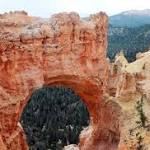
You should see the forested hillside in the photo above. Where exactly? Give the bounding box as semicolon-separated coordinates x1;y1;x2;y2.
109;9;150;27
21;86;89;150
108;24;150;61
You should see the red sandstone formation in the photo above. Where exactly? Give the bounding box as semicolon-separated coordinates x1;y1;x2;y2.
0;11;120;150
1;11;150;150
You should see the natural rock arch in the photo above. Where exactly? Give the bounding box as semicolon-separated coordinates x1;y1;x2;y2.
0;11;121;149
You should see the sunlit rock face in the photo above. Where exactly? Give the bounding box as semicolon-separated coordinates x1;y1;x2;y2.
0;11;123;150
108;51;150;150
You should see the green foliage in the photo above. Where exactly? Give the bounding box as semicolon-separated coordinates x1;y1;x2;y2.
108;25;150;62
133;97;149;150
128;97;149;149
136;97;147;128
20;86;89;150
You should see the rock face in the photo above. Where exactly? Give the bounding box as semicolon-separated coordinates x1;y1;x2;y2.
1;11;150;150
108;51;150;150
0;11;121;150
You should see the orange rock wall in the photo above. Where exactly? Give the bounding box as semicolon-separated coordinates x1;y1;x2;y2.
0;11;122;150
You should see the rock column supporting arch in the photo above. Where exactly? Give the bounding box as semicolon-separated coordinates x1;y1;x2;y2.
0;11;121;149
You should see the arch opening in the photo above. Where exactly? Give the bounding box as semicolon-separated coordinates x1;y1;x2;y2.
20;86;90;150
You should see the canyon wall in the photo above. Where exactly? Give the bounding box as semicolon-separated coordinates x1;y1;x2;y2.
0;11;120;150
0;11;150;150
108;51;150;150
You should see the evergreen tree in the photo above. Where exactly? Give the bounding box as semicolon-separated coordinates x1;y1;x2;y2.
20;86;89;150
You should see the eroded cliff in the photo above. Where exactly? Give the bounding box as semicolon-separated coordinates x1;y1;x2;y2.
108;51;150;150
0;11;150;150
0;11;118;150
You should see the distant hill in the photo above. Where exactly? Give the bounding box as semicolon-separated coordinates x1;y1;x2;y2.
108;24;150;61
82;10;150;61
110;9;150;27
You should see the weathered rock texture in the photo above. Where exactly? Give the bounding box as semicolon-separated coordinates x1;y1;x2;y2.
1;11;150;150
0;11;121;150
108;51;150;150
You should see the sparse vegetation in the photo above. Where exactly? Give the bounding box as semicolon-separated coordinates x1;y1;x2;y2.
134;97;147;150
136;97;147;128
128;97;149;150
136;133;144;150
